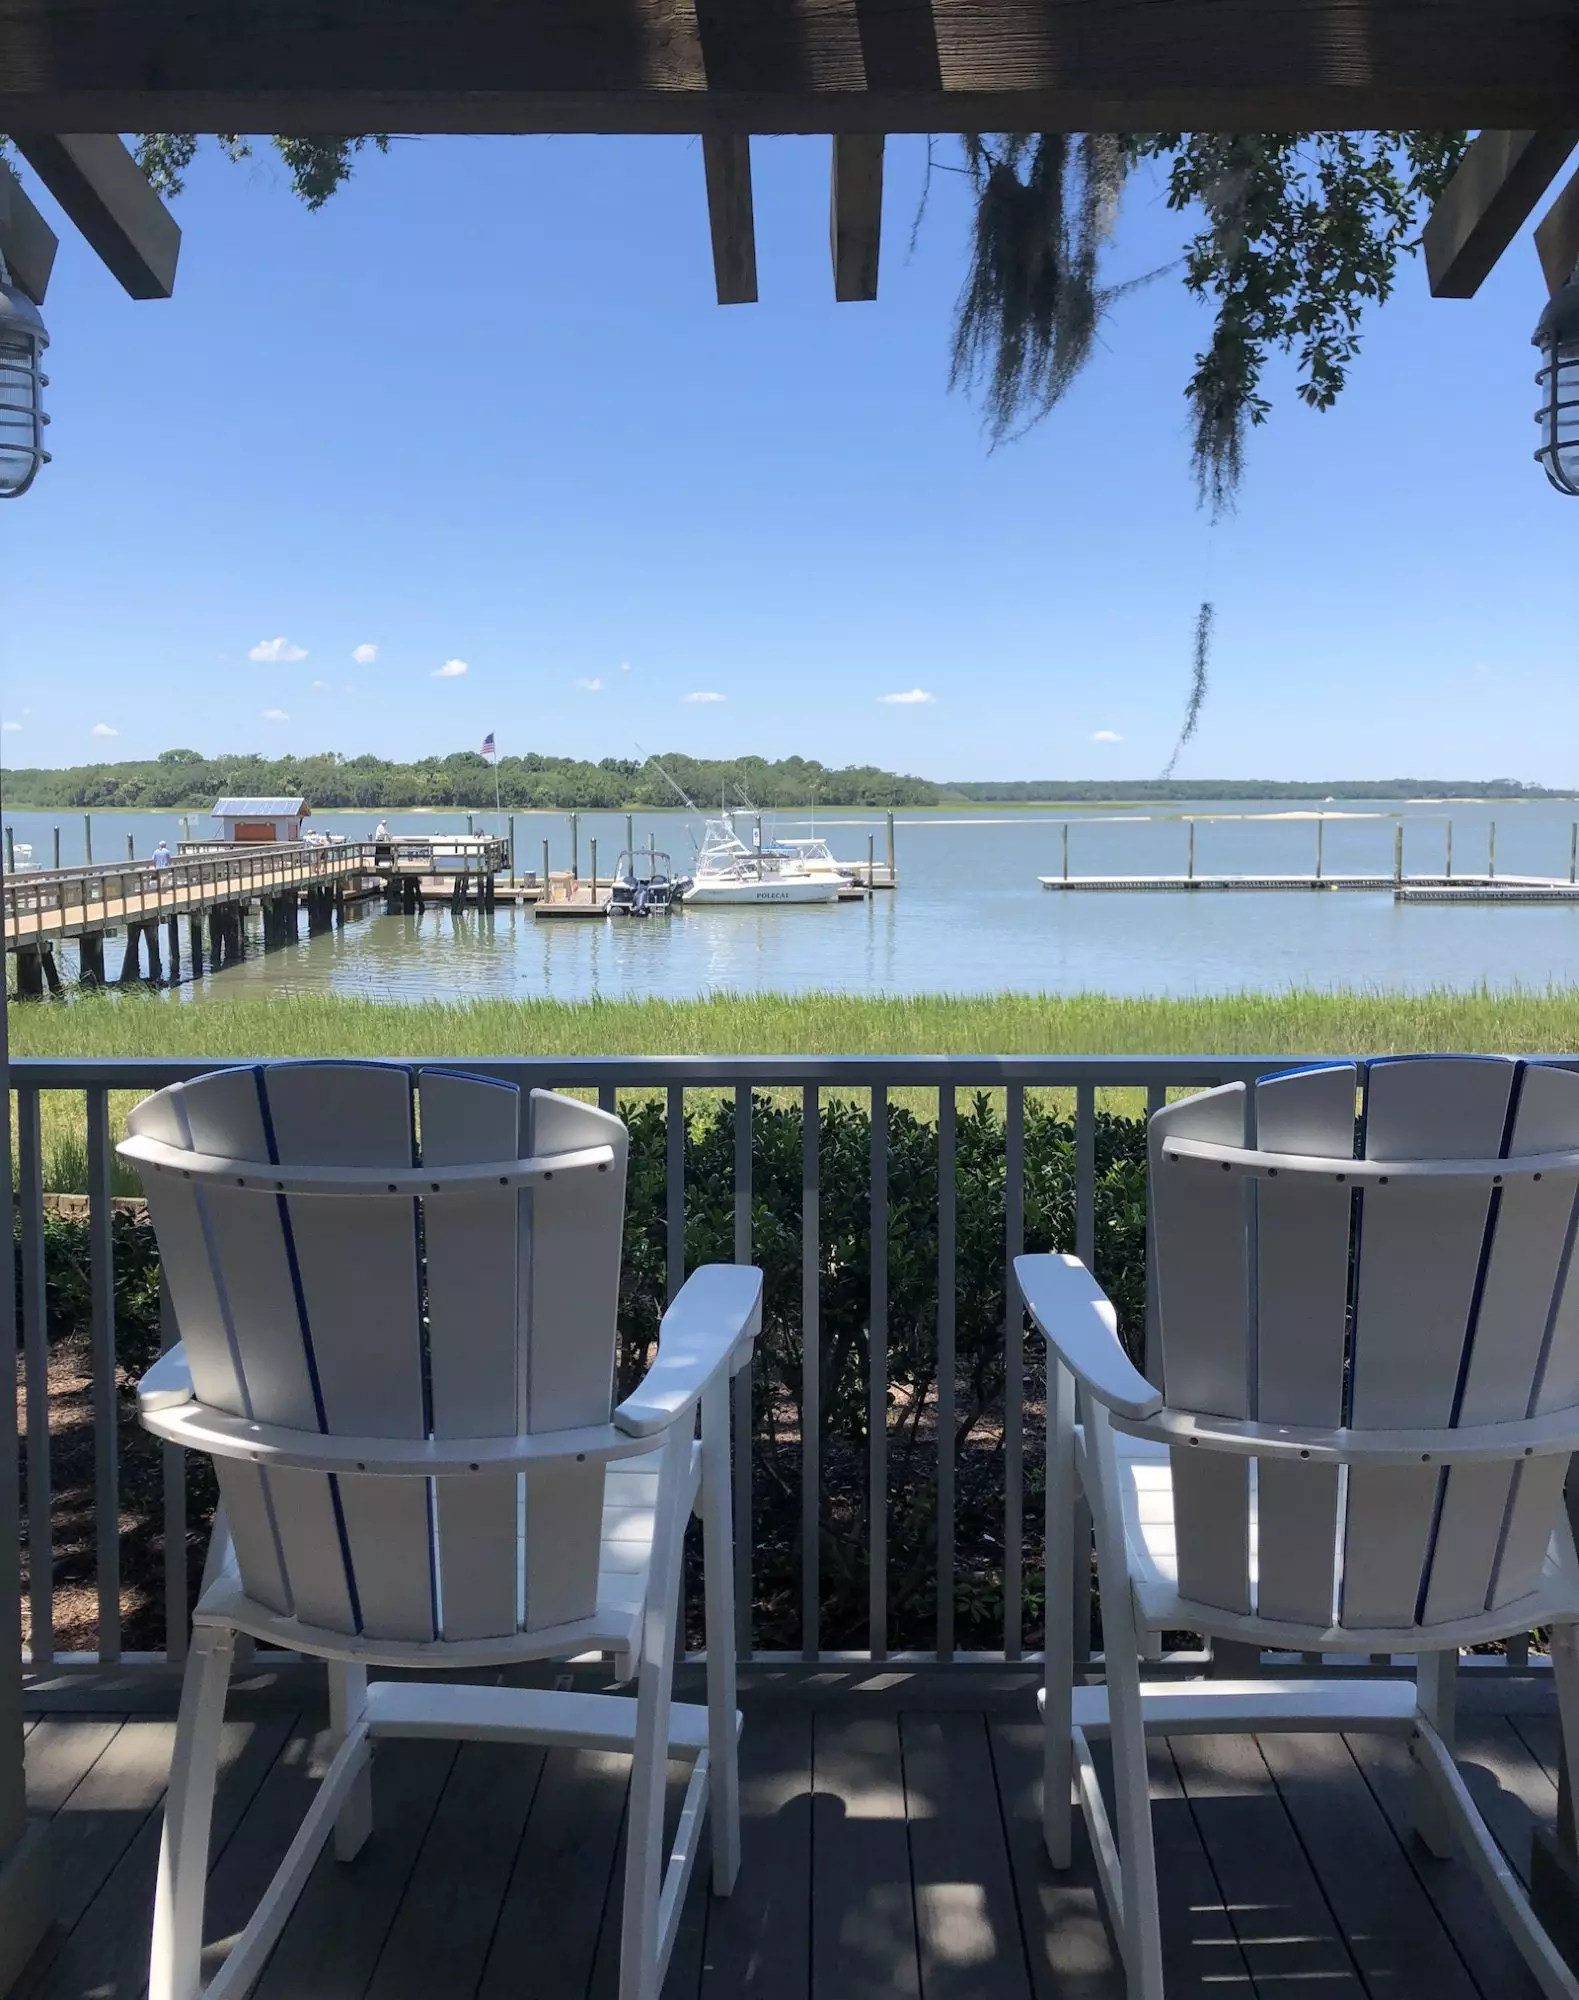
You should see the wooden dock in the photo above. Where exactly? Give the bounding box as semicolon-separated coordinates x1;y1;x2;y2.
1040;872;1579;902
3;836;511;993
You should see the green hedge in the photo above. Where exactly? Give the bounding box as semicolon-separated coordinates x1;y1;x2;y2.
20;1096;1151;1653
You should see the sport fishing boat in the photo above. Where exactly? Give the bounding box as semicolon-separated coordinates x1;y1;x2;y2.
679;816;840;906
608;846;689;916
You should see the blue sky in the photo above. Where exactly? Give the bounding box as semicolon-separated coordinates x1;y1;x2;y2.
2;134;1574;782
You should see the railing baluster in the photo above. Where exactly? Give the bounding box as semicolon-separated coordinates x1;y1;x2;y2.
869;1084;888;1659
1145;1082;1166;1379
1070;1085;1099;1670
597;1083;616;1115
802;1084;820;1661
17;1091;51;1664
1004;1083;1025;1661
87;1087;121;1661
733;1085;753;1658
160;1274;188;1664
936;1087;957;1662
666;1083;685;1305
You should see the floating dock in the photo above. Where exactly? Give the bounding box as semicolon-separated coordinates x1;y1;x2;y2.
1040;872;1579;903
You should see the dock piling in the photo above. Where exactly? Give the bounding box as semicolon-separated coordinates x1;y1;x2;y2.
570;812;580;885
78;934;105;988
144;922;163;984
542;839;551;900
83;814;93;865
1394;822;1404;886
166;917;180;980
126;834;135;863
1061;823;1069;882
188;917;204;975
1489;821;1497;881
868;833;875;893
1187;822;1196;883
14;945;42;999
508;814;516;883
1571;823;1576;885
4;828;13;875
1315;819;1324;882
51;827;60;870
1446;821;1454;879
885;809;895;885
590;838;598;897
626;814;635;863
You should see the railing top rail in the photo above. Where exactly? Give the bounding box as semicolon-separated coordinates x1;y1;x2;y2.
3;842;383;894
13;1052;1579;1091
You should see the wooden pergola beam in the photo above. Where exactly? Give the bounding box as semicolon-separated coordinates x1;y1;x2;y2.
0;165;59;305
831;136;883;302
702;135;756;305
1535;166;1579;297
1423;129;1579;299
4;0;1579;135
8;135;180;299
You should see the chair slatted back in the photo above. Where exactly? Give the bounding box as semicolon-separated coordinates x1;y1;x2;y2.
129;1062;629;1643
1150;1057;1579;1632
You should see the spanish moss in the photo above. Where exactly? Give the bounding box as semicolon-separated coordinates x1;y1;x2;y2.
1160;602;1214;779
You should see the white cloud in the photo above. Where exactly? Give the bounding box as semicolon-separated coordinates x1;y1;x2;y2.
311;679;332;690
574;676;604;692
261;708;290;721
877;688;936;705
682;690;726;704
619;661;631;673
351;642;378;665
248;636;307;664
1091;729;1123;743
91;723;118;737
433;658;469;679
1;721;20;733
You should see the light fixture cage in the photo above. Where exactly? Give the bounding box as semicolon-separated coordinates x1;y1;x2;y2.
0;262;50;500
1534;277;1579;498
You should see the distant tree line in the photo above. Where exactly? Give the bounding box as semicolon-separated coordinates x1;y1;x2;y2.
0;748;942;812
944;777;1574;802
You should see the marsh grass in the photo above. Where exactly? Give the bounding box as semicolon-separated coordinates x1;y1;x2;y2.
11;984;1577;1189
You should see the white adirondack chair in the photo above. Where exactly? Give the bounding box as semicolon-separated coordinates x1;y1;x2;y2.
119;1061;761;2000
1022;1055;1579;2000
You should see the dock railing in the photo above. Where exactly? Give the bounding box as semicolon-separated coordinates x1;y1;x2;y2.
11;1052;1566;1678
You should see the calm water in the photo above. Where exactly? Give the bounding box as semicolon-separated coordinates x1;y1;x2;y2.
8;800;1579;1002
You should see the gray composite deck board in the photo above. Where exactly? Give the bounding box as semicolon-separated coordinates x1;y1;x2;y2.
17;1679;1575;2000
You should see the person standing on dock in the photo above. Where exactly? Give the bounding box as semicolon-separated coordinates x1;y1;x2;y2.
373;819;390;841
152;840;172;870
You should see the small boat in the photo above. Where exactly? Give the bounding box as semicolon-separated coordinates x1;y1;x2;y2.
609;847;689;916
680;816;840;906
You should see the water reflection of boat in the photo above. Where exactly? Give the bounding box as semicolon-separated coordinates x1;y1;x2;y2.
609;847;689;917
680;816;840;906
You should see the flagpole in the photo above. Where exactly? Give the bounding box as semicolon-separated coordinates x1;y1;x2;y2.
494;741;501;822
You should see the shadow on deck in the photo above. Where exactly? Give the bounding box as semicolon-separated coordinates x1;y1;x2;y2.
17;1666;1566;1999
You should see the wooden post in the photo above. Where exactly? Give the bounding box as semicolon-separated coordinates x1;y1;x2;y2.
1315;818;1324;882
507;813;516;882
13;947;42;1000
126;833;135;862
118;925;141;983
83;813;93;865
1489;820;1497;880
1394;822;1404;886
1061;823;1069;881
466;812;474;836
590;838;599;901
144;920;163;982
542;839;551;902
570;811;580;884
3;829;12;875
51;827;60;870
78;933;105;987
1446;820;1454;879
188;916;203;974
166;915;179;979
868;832;875;890
1571;823;1577;885
1187;821;1196;882
885;809;895;884
626;813;635;862
39;948;60;996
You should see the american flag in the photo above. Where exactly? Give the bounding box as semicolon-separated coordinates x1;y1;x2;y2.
481;732;496;757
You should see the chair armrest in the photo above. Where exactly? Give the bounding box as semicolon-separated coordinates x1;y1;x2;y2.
1014;1253;1162;1421
614;1264;764;1438
137;1341;195;1416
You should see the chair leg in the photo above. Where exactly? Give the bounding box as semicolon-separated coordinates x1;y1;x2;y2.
1414;1650;1459;1859
149;1626;233;2000
327;1663;373;1862
700;1378;741;1895
1550;1623;1579;1855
